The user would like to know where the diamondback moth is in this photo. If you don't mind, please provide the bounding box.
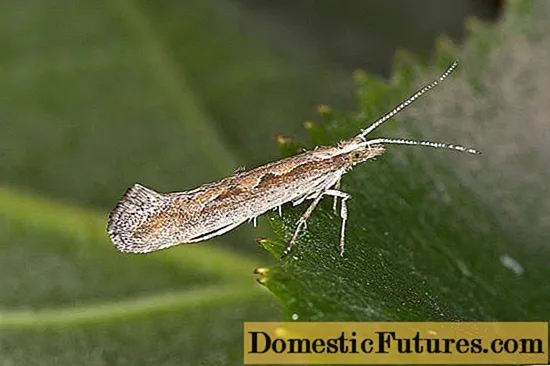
[107,60,479,257]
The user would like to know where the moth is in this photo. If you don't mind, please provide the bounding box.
[107,60,479,257]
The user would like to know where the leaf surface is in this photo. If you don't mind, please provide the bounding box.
[260,0,550,327]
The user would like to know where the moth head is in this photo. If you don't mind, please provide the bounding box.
[349,144,385,165]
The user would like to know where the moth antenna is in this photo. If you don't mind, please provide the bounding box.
[357,60,459,140]
[365,138,480,155]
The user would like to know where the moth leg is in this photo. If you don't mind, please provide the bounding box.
[332,178,341,214]
[323,189,351,257]
[188,221,243,243]
[282,193,324,258]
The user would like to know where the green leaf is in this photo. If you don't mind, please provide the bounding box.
[260,0,550,324]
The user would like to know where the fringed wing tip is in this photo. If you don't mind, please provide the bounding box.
[106,183,165,254]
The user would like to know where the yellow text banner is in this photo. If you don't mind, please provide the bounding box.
[244,322,547,364]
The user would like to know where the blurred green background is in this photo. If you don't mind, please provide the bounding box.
[0,1,502,365]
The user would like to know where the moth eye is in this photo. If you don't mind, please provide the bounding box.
[352,151,362,159]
